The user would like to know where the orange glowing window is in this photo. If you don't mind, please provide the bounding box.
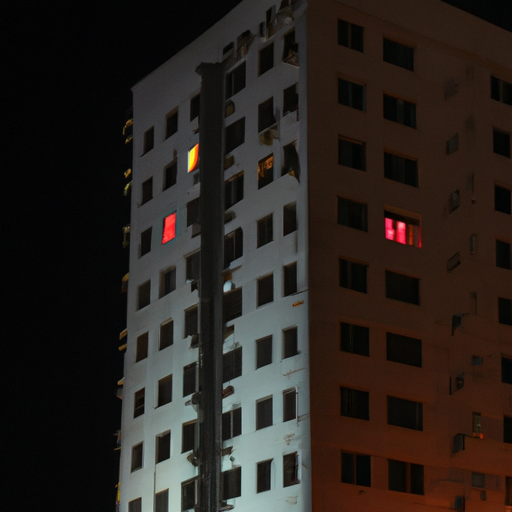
[384,211,421,247]
[162,212,176,244]
[188,144,199,172]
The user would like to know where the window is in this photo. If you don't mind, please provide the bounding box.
[506,476,512,506]
[387,332,422,367]
[128,498,142,512]
[384,152,418,186]
[503,357,512,384]
[388,460,424,494]
[257,459,272,493]
[341,322,369,356]
[160,267,176,298]
[338,19,364,52]
[164,159,177,190]
[283,263,297,297]
[257,274,274,306]
[339,259,368,293]
[222,467,241,500]
[494,128,511,158]
[143,127,154,154]
[256,396,273,429]
[141,177,153,205]
[223,347,242,382]
[338,197,368,231]
[259,43,274,75]
[257,214,273,247]
[131,442,143,471]
[226,62,246,99]
[156,431,170,463]
[136,332,148,362]
[283,83,299,114]
[237,29,251,58]
[137,280,150,310]
[283,29,298,65]
[505,416,512,443]
[225,117,245,154]
[223,287,242,322]
[222,407,242,440]
[283,389,296,422]
[184,306,198,337]
[283,453,299,486]
[282,142,300,179]
[181,421,197,453]
[258,154,273,189]
[473,411,482,435]
[340,387,369,420]
[155,490,169,512]
[341,452,371,487]
[186,197,200,228]
[495,185,511,214]
[134,388,145,418]
[183,363,197,397]
[181,478,197,511]
[160,319,173,350]
[338,79,365,111]
[385,210,421,247]
[387,396,423,430]
[166,110,178,139]
[283,203,297,235]
[383,94,416,128]
[338,137,366,170]
[385,271,419,305]
[383,38,414,70]
[499,298,512,326]
[186,251,200,282]
[162,212,176,244]
[190,94,200,121]
[140,227,152,257]
[256,335,272,368]
[497,240,511,269]
[491,76,512,105]
[283,327,298,359]
[225,172,244,209]
[258,97,276,132]
[471,472,485,488]
[224,228,243,268]
[157,375,173,407]
[447,133,459,154]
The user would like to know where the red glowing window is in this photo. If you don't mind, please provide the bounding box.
[384,211,421,247]
[162,212,176,244]
[188,144,199,172]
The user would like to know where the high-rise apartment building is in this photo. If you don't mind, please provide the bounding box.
[117,1,512,511]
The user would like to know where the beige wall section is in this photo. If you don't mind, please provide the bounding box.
[307,0,511,511]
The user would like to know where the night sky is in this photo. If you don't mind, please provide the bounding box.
[4,1,510,511]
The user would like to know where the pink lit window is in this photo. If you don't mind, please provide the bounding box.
[384,211,421,247]
[162,212,176,244]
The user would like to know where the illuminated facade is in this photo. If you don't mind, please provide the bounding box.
[118,1,512,511]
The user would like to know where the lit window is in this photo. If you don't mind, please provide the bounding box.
[162,212,176,244]
[384,210,421,247]
[188,144,199,172]
[258,154,273,189]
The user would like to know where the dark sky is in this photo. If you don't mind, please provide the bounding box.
[4,1,510,511]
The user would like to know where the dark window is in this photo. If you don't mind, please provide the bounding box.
[186,252,200,282]
[499,298,512,326]
[283,84,299,114]
[257,274,274,306]
[340,387,369,420]
[257,459,272,493]
[136,332,148,362]
[338,79,365,111]
[128,498,142,512]
[156,432,170,463]
[186,197,200,228]
[184,306,198,337]
[222,407,242,441]
[140,227,152,257]
[385,210,421,246]
[160,320,173,350]
[283,263,297,296]
[164,159,177,190]
[183,363,197,397]
[491,76,512,105]
[385,271,419,305]
[283,203,297,235]
[160,267,176,298]
[471,472,485,488]
[190,94,200,121]
[386,332,422,367]
[222,467,241,500]
[181,479,197,511]
[447,133,459,154]
[143,127,154,154]
[340,322,369,356]
[223,287,242,323]
[338,20,364,52]
[384,94,416,128]
[341,452,371,487]
[504,416,512,443]
[388,460,424,494]
[283,453,299,486]
[155,490,168,512]
[283,29,298,65]
[166,110,178,139]
[225,118,245,154]
[223,347,242,383]
[259,43,274,75]
[494,128,511,158]
[283,389,296,422]
[131,443,143,471]
[134,388,145,418]
[497,240,512,269]
[384,152,418,187]
[225,172,244,209]
[258,154,274,189]
[224,228,243,268]
[495,185,511,214]
[157,375,173,407]
[141,177,153,205]
[237,29,251,58]
[137,280,151,310]
[339,259,368,293]
[507,477,512,506]
[256,335,272,368]
[338,137,366,170]
[383,38,414,71]
[504,357,512,384]
[282,142,300,178]
[283,327,298,359]
[257,214,273,247]
[181,421,197,453]
[256,396,273,429]
[338,197,368,231]
[387,396,423,430]
[258,97,276,132]
[226,62,246,99]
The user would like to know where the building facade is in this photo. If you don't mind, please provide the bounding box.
[118,1,512,511]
